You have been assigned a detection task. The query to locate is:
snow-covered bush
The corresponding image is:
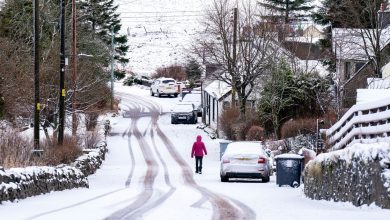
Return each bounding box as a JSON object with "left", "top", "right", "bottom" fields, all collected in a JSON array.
[{"left": 304, "top": 143, "right": 390, "bottom": 208}]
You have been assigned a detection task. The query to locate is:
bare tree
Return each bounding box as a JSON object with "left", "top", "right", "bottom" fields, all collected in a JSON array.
[{"left": 197, "top": 0, "right": 278, "bottom": 116}]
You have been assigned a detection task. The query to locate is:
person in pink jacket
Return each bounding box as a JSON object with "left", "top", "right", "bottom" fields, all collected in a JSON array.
[{"left": 191, "top": 135, "right": 208, "bottom": 174}]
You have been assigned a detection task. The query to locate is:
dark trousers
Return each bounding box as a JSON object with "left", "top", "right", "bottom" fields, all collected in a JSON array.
[{"left": 195, "top": 156, "right": 203, "bottom": 172}]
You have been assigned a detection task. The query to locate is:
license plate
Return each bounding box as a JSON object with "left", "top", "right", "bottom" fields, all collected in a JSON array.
[{"left": 178, "top": 116, "right": 186, "bottom": 119}]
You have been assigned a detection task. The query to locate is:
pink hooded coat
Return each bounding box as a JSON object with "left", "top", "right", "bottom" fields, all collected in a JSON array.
[{"left": 191, "top": 135, "right": 207, "bottom": 157}]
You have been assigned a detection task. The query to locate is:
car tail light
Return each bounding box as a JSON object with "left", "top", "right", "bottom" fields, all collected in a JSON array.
[
  {"left": 258, "top": 157, "right": 266, "bottom": 164},
  {"left": 222, "top": 158, "right": 230, "bottom": 163}
]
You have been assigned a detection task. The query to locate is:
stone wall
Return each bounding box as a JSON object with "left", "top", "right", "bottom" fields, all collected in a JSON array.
[
  {"left": 0, "top": 142, "right": 108, "bottom": 203},
  {"left": 74, "top": 143, "right": 108, "bottom": 176},
  {"left": 304, "top": 143, "right": 390, "bottom": 208}
]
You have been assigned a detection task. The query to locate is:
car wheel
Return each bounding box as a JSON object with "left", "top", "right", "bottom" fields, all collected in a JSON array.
[
  {"left": 262, "top": 175, "right": 270, "bottom": 183},
  {"left": 174, "top": 93, "right": 178, "bottom": 97},
  {"left": 220, "top": 175, "right": 229, "bottom": 182},
  {"left": 150, "top": 89, "right": 154, "bottom": 96},
  {"left": 171, "top": 119, "right": 176, "bottom": 124}
]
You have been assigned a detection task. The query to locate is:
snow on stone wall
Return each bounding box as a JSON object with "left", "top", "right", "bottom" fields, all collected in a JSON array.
[
  {"left": 0, "top": 142, "right": 107, "bottom": 203},
  {"left": 304, "top": 143, "right": 390, "bottom": 208}
]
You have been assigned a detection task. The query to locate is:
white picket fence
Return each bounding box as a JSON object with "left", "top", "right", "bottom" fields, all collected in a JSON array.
[{"left": 326, "top": 97, "right": 390, "bottom": 151}]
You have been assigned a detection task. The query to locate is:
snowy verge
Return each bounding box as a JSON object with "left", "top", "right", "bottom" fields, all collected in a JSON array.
[
  {"left": 304, "top": 143, "right": 390, "bottom": 208},
  {"left": 0, "top": 142, "right": 108, "bottom": 203}
]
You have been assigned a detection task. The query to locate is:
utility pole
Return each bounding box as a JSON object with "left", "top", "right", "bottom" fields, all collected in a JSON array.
[
  {"left": 58, "top": 0, "right": 66, "bottom": 145},
  {"left": 33, "top": 0, "right": 40, "bottom": 150},
  {"left": 231, "top": 7, "right": 238, "bottom": 106},
  {"left": 71, "top": 0, "right": 78, "bottom": 136},
  {"left": 110, "top": 26, "right": 115, "bottom": 110}
]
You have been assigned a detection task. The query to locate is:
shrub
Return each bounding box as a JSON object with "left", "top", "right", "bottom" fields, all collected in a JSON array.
[
  {"left": 152, "top": 65, "right": 186, "bottom": 81},
  {"left": 0, "top": 130, "right": 32, "bottom": 168},
  {"left": 123, "top": 76, "right": 141, "bottom": 86},
  {"left": 40, "top": 135, "right": 82, "bottom": 166},
  {"left": 82, "top": 129, "right": 103, "bottom": 149},
  {"left": 219, "top": 107, "right": 240, "bottom": 140},
  {"left": 246, "top": 126, "right": 264, "bottom": 141},
  {"left": 219, "top": 107, "right": 261, "bottom": 140},
  {"left": 114, "top": 70, "right": 126, "bottom": 80},
  {"left": 280, "top": 118, "right": 317, "bottom": 139},
  {"left": 234, "top": 109, "right": 259, "bottom": 140}
]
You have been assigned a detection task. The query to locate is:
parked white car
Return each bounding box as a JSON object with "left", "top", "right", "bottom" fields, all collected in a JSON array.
[
  {"left": 220, "top": 141, "right": 272, "bottom": 182},
  {"left": 150, "top": 77, "right": 179, "bottom": 97}
]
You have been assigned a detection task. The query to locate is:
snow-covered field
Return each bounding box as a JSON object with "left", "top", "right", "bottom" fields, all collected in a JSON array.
[
  {"left": 117, "top": 0, "right": 208, "bottom": 75},
  {"left": 1, "top": 84, "right": 389, "bottom": 220}
]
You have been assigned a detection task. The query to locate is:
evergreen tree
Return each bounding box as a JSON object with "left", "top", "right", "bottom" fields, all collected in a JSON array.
[
  {"left": 185, "top": 59, "right": 202, "bottom": 82},
  {"left": 258, "top": 61, "right": 330, "bottom": 138},
  {"left": 80, "top": 0, "right": 129, "bottom": 64},
  {"left": 260, "top": 0, "right": 313, "bottom": 23}
]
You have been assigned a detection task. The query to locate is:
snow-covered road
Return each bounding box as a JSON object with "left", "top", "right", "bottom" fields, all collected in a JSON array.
[{"left": 1, "top": 84, "right": 390, "bottom": 220}]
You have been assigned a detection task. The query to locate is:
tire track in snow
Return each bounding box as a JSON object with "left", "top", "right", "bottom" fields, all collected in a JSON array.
[
  {"left": 121, "top": 102, "right": 140, "bottom": 187},
  {"left": 107, "top": 99, "right": 177, "bottom": 219},
  {"left": 122, "top": 128, "right": 177, "bottom": 220},
  {"left": 26, "top": 188, "right": 127, "bottom": 220},
  {"left": 135, "top": 94, "right": 257, "bottom": 220},
  {"left": 118, "top": 97, "right": 177, "bottom": 219}
]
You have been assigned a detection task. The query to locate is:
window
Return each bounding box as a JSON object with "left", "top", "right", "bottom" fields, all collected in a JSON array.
[
  {"left": 223, "top": 101, "right": 230, "bottom": 109},
  {"left": 212, "top": 99, "right": 215, "bottom": 122},
  {"left": 344, "top": 62, "right": 352, "bottom": 79},
  {"left": 355, "top": 62, "right": 365, "bottom": 72}
]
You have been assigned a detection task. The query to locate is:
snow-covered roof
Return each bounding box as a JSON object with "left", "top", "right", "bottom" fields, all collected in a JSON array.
[
  {"left": 332, "top": 27, "right": 390, "bottom": 61},
  {"left": 356, "top": 89, "right": 390, "bottom": 104},
  {"left": 382, "top": 62, "right": 390, "bottom": 78},
  {"left": 204, "top": 80, "right": 231, "bottom": 100},
  {"left": 295, "top": 60, "right": 329, "bottom": 77},
  {"left": 285, "top": 36, "right": 323, "bottom": 44},
  {"left": 367, "top": 77, "right": 390, "bottom": 89}
]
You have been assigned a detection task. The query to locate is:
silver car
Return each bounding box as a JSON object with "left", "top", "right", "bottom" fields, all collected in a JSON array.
[{"left": 220, "top": 141, "right": 271, "bottom": 182}]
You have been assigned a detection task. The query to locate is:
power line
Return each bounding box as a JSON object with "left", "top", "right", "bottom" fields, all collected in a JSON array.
[
  {"left": 120, "top": 14, "right": 204, "bottom": 19},
  {"left": 118, "top": 10, "right": 206, "bottom": 14}
]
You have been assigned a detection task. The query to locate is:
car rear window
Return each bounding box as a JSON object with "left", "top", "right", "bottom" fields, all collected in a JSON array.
[
  {"left": 173, "top": 104, "right": 193, "bottom": 112},
  {"left": 225, "top": 143, "right": 265, "bottom": 155},
  {"left": 162, "top": 80, "right": 175, "bottom": 84}
]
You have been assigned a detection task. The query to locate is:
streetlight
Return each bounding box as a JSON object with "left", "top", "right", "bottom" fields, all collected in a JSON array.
[{"left": 316, "top": 119, "right": 325, "bottom": 154}]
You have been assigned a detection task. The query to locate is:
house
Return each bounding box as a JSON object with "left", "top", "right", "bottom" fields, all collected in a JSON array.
[
  {"left": 202, "top": 79, "right": 259, "bottom": 137},
  {"left": 202, "top": 80, "right": 231, "bottom": 136},
  {"left": 303, "top": 24, "right": 324, "bottom": 39},
  {"left": 333, "top": 26, "right": 390, "bottom": 107}
]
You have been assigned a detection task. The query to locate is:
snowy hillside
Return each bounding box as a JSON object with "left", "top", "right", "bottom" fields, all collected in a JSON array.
[
  {"left": 116, "top": 0, "right": 324, "bottom": 76},
  {"left": 116, "top": 0, "right": 209, "bottom": 75}
]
